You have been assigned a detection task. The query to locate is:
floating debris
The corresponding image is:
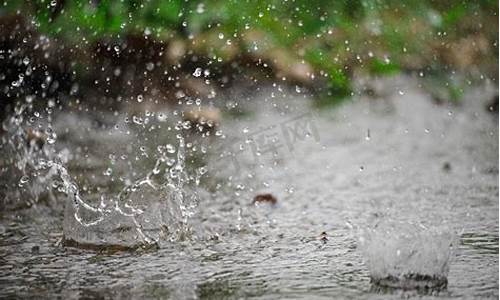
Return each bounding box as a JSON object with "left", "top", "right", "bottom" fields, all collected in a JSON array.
[
  {"left": 253, "top": 193, "right": 278, "bottom": 205},
  {"left": 319, "top": 231, "right": 328, "bottom": 243}
]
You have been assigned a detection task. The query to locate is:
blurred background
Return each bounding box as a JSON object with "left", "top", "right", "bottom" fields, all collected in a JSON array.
[{"left": 0, "top": 0, "right": 498, "bottom": 115}]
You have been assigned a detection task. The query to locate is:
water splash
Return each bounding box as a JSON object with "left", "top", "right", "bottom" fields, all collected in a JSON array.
[
  {"left": 2, "top": 101, "right": 203, "bottom": 249},
  {"left": 358, "top": 219, "right": 457, "bottom": 291}
]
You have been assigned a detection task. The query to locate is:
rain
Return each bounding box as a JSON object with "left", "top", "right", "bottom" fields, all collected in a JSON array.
[{"left": 0, "top": 1, "right": 498, "bottom": 299}]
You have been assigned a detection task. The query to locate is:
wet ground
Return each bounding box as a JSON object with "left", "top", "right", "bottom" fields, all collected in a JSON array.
[{"left": 0, "top": 76, "right": 498, "bottom": 299}]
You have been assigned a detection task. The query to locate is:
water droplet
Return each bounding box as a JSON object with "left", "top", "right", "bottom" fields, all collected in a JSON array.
[
  {"left": 196, "top": 3, "right": 205, "bottom": 13},
  {"left": 132, "top": 115, "right": 143, "bottom": 125},
  {"left": 193, "top": 68, "right": 202, "bottom": 77},
  {"left": 18, "top": 175, "right": 29, "bottom": 187},
  {"left": 47, "top": 134, "right": 56, "bottom": 144},
  {"left": 198, "top": 166, "right": 207, "bottom": 175},
  {"left": 166, "top": 144, "right": 176, "bottom": 154}
]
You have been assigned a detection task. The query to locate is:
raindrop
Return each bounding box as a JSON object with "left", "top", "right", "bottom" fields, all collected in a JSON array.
[
  {"left": 18, "top": 175, "right": 29, "bottom": 187},
  {"left": 193, "top": 68, "right": 202, "bottom": 77},
  {"left": 46, "top": 133, "right": 57, "bottom": 144},
  {"left": 196, "top": 3, "right": 205, "bottom": 13},
  {"left": 132, "top": 116, "right": 143, "bottom": 125},
  {"left": 198, "top": 166, "right": 207, "bottom": 175},
  {"left": 166, "top": 144, "right": 176, "bottom": 153}
]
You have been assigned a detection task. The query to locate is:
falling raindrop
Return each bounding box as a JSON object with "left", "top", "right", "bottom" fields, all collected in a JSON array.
[
  {"left": 18, "top": 175, "right": 29, "bottom": 187},
  {"left": 196, "top": 3, "right": 205, "bottom": 13},
  {"left": 193, "top": 68, "right": 202, "bottom": 77}
]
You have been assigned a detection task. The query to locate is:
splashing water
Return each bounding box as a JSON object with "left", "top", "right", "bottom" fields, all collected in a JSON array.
[
  {"left": 358, "top": 219, "right": 458, "bottom": 291},
  {"left": 1, "top": 101, "right": 203, "bottom": 249}
]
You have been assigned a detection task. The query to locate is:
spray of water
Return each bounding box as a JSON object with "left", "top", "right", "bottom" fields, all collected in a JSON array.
[
  {"left": 358, "top": 219, "right": 458, "bottom": 291},
  {"left": 2, "top": 100, "right": 203, "bottom": 248}
]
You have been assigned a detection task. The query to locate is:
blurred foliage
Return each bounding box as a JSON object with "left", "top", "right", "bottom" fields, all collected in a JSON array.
[{"left": 1, "top": 0, "right": 498, "bottom": 103}]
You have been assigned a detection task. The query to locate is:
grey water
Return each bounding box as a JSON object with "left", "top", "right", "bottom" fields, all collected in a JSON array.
[{"left": 0, "top": 76, "right": 498, "bottom": 299}]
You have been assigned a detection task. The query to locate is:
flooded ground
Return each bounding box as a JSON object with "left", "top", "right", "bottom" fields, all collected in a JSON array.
[{"left": 0, "top": 76, "right": 498, "bottom": 299}]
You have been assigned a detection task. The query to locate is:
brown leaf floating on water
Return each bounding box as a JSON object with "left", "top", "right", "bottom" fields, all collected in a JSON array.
[{"left": 253, "top": 193, "right": 277, "bottom": 205}]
